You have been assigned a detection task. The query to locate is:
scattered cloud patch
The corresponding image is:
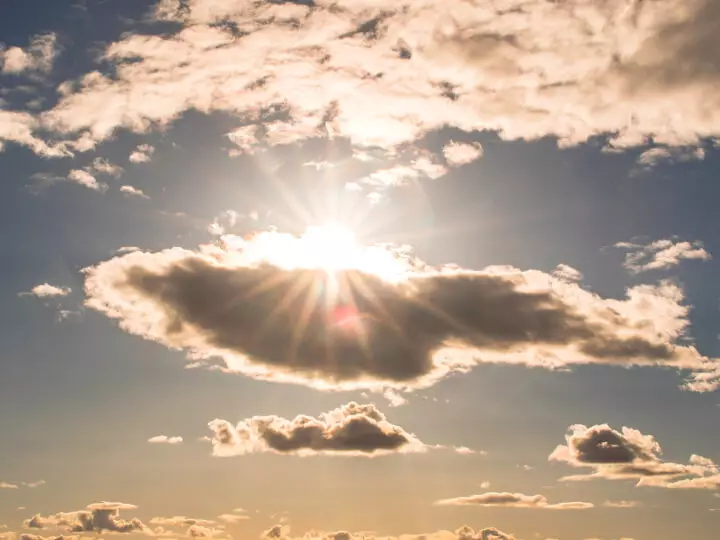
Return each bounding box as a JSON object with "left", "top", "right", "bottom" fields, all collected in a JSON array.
[
  {"left": 435, "top": 492, "right": 594, "bottom": 510},
  {"left": 208, "top": 402, "right": 426, "bottom": 457},
  {"left": 443, "top": 142, "right": 484, "bottom": 167},
  {"left": 19, "top": 284, "right": 71, "bottom": 298},
  {"left": 261, "top": 525, "right": 516, "bottom": 540},
  {"left": 635, "top": 146, "right": 706, "bottom": 170},
  {"left": 614, "top": 238, "right": 711, "bottom": 273},
  {"left": 552, "top": 265, "right": 583, "bottom": 283},
  {"left": 120, "top": 185, "right": 150, "bottom": 199},
  {"left": 0, "top": 33, "right": 57, "bottom": 75},
  {"left": 603, "top": 500, "right": 641, "bottom": 508},
  {"left": 129, "top": 145, "right": 155, "bottom": 164},
  {"left": 549, "top": 424, "right": 720, "bottom": 489},
  {"left": 25, "top": 502, "right": 148, "bottom": 535},
  {"left": 67, "top": 170, "right": 107, "bottom": 192},
  {"left": 148, "top": 435, "right": 183, "bottom": 445}
]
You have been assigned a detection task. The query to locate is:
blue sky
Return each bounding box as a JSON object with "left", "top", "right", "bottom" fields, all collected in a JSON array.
[{"left": 1, "top": 1, "right": 720, "bottom": 540}]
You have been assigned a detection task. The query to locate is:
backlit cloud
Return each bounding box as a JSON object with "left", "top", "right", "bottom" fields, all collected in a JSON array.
[
  {"left": 208, "top": 402, "right": 426, "bottom": 457},
  {"left": 260, "top": 525, "right": 516, "bottom": 540},
  {"left": 148, "top": 435, "right": 183, "bottom": 445},
  {"left": 24, "top": 502, "right": 148, "bottom": 535},
  {"left": 614, "top": 238, "right": 711, "bottom": 274},
  {"left": 120, "top": 185, "right": 150, "bottom": 199},
  {"left": 443, "top": 142, "right": 484, "bottom": 167},
  {"left": 129, "top": 145, "right": 155, "bottom": 164},
  {"left": 20, "top": 284, "right": 71, "bottom": 298},
  {"left": 435, "top": 492, "right": 593, "bottom": 510},
  {"left": 549, "top": 424, "right": 720, "bottom": 489},
  {"left": 83, "top": 228, "right": 720, "bottom": 391},
  {"left": 67, "top": 170, "right": 107, "bottom": 192}
]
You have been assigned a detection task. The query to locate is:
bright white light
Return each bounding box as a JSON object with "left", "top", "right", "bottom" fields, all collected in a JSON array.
[{"left": 302, "top": 224, "right": 358, "bottom": 272}]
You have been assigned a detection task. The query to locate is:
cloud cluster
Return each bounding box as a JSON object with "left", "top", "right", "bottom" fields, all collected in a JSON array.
[
  {"left": 435, "top": 492, "right": 593, "bottom": 510},
  {"left": 0, "top": 33, "right": 57, "bottom": 75},
  {"left": 25, "top": 502, "right": 148, "bottom": 535},
  {"left": 83, "top": 230, "right": 720, "bottom": 391},
  {"left": 261, "top": 525, "right": 516, "bottom": 540},
  {"left": 208, "top": 402, "right": 425, "bottom": 457},
  {"left": 129, "top": 144, "right": 155, "bottom": 164},
  {"left": 549, "top": 424, "right": 720, "bottom": 489},
  {"left": 120, "top": 185, "right": 150, "bottom": 199},
  {"left": 614, "top": 238, "right": 711, "bottom": 273}
]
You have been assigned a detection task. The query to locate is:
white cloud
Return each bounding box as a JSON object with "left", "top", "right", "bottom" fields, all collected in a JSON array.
[
  {"left": 552, "top": 264, "right": 583, "bottom": 283},
  {"left": 27, "top": 0, "right": 720, "bottom": 160},
  {"left": 635, "top": 146, "right": 706, "bottom": 169},
  {"left": 148, "top": 435, "right": 183, "bottom": 445},
  {"left": 128, "top": 144, "right": 155, "bottom": 164},
  {"left": 91, "top": 158, "right": 124, "bottom": 178},
  {"left": 19, "top": 284, "right": 71, "bottom": 298},
  {"left": 67, "top": 169, "right": 107, "bottom": 192},
  {"left": 1, "top": 33, "right": 57, "bottom": 74},
  {"left": 602, "top": 500, "right": 641, "bottom": 508},
  {"left": 435, "top": 492, "right": 593, "bottom": 510},
  {"left": 614, "top": 238, "right": 711, "bottom": 273},
  {"left": 443, "top": 141, "right": 484, "bottom": 167},
  {"left": 0, "top": 483, "right": 18, "bottom": 489},
  {"left": 120, "top": 185, "right": 150, "bottom": 199}
]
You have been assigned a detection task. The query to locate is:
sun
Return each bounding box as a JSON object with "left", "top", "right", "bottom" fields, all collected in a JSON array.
[{"left": 301, "top": 223, "right": 359, "bottom": 273}]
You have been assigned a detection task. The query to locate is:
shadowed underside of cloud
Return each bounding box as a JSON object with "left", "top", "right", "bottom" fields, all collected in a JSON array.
[
  {"left": 1, "top": 0, "right": 719, "bottom": 155},
  {"left": 83, "top": 231, "right": 720, "bottom": 391},
  {"left": 24, "top": 502, "right": 148, "bottom": 535},
  {"left": 549, "top": 424, "right": 720, "bottom": 489},
  {"left": 435, "top": 492, "right": 593, "bottom": 510},
  {"left": 209, "top": 402, "right": 425, "bottom": 457},
  {"left": 262, "top": 524, "right": 515, "bottom": 540}
]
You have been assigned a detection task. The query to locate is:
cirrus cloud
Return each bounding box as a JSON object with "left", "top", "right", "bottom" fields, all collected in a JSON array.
[{"left": 434, "top": 492, "right": 593, "bottom": 510}]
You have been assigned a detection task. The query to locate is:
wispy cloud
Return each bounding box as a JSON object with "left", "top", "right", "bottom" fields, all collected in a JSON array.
[
  {"left": 614, "top": 238, "right": 711, "bottom": 273},
  {"left": 19, "top": 284, "right": 71, "bottom": 298},
  {"left": 435, "top": 492, "right": 593, "bottom": 510}
]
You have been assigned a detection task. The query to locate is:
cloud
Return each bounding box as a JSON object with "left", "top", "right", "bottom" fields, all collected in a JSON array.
[
  {"left": 20, "top": 535, "right": 77, "bottom": 540},
  {"left": 208, "top": 402, "right": 426, "bottom": 457},
  {"left": 207, "top": 211, "right": 241, "bottom": 237},
  {"left": 19, "top": 284, "right": 71, "bottom": 298},
  {"left": 614, "top": 238, "right": 711, "bottom": 273},
  {"left": 552, "top": 265, "right": 582, "bottom": 283},
  {"left": 90, "top": 158, "right": 124, "bottom": 178},
  {"left": 24, "top": 0, "right": 720, "bottom": 159},
  {"left": 635, "top": 146, "right": 706, "bottom": 169},
  {"left": 128, "top": 144, "right": 155, "bottom": 164},
  {"left": 0, "top": 111, "right": 67, "bottom": 157},
  {"left": 148, "top": 435, "right": 183, "bottom": 444},
  {"left": 149, "top": 518, "right": 217, "bottom": 528},
  {"left": 120, "top": 185, "right": 150, "bottom": 199},
  {"left": 0, "top": 483, "right": 18, "bottom": 489},
  {"left": 261, "top": 525, "right": 515, "bottom": 540},
  {"left": 25, "top": 502, "right": 148, "bottom": 535},
  {"left": 443, "top": 142, "right": 483, "bottom": 167},
  {"left": 1, "top": 33, "right": 57, "bottom": 74},
  {"left": 602, "top": 500, "right": 641, "bottom": 508},
  {"left": 216, "top": 515, "right": 249, "bottom": 524},
  {"left": 549, "top": 424, "right": 720, "bottom": 489},
  {"left": 83, "top": 229, "right": 720, "bottom": 391},
  {"left": 67, "top": 170, "right": 108, "bottom": 192},
  {"left": 435, "top": 492, "right": 593, "bottom": 510}
]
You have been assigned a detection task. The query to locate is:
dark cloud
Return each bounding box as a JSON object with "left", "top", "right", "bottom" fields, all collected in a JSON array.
[
  {"left": 83, "top": 241, "right": 714, "bottom": 390},
  {"left": 209, "top": 402, "right": 425, "bottom": 457},
  {"left": 435, "top": 492, "right": 593, "bottom": 510},
  {"left": 549, "top": 424, "right": 720, "bottom": 488},
  {"left": 24, "top": 503, "right": 147, "bottom": 535}
]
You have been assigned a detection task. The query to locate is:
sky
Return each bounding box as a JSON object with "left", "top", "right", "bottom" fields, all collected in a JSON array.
[{"left": 1, "top": 1, "right": 720, "bottom": 540}]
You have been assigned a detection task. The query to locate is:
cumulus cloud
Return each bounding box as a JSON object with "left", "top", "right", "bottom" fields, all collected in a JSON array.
[
  {"left": 67, "top": 169, "right": 107, "bottom": 192},
  {"left": 207, "top": 210, "right": 241, "bottom": 236},
  {"left": 208, "top": 402, "right": 425, "bottom": 457},
  {"left": 0, "top": 111, "right": 67, "bottom": 157},
  {"left": 552, "top": 265, "right": 583, "bottom": 283},
  {"left": 614, "top": 238, "right": 711, "bottom": 273},
  {"left": 20, "top": 535, "right": 77, "bottom": 540},
  {"left": 19, "top": 284, "right": 71, "bottom": 298},
  {"left": 1, "top": 33, "right": 57, "bottom": 74},
  {"left": 90, "top": 158, "right": 124, "bottom": 178},
  {"left": 25, "top": 502, "right": 148, "bottom": 535},
  {"left": 148, "top": 435, "right": 183, "bottom": 444},
  {"left": 549, "top": 424, "right": 720, "bottom": 489},
  {"left": 83, "top": 229, "right": 720, "bottom": 391},
  {"left": 635, "top": 146, "right": 706, "bottom": 170},
  {"left": 120, "top": 185, "right": 150, "bottom": 199},
  {"left": 129, "top": 144, "right": 155, "bottom": 164},
  {"left": 435, "top": 492, "right": 593, "bottom": 510},
  {"left": 443, "top": 142, "right": 483, "bottom": 167}
]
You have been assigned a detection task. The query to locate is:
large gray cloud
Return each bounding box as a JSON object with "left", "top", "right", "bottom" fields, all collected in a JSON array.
[
  {"left": 83, "top": 233, "right": 720, "bottom": 391},
  {"left": 549, "top": 424, "right": 720, "bottom": 489},
  {"left": 209, "top": 402, "right": 425, "bottom": 457}
]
